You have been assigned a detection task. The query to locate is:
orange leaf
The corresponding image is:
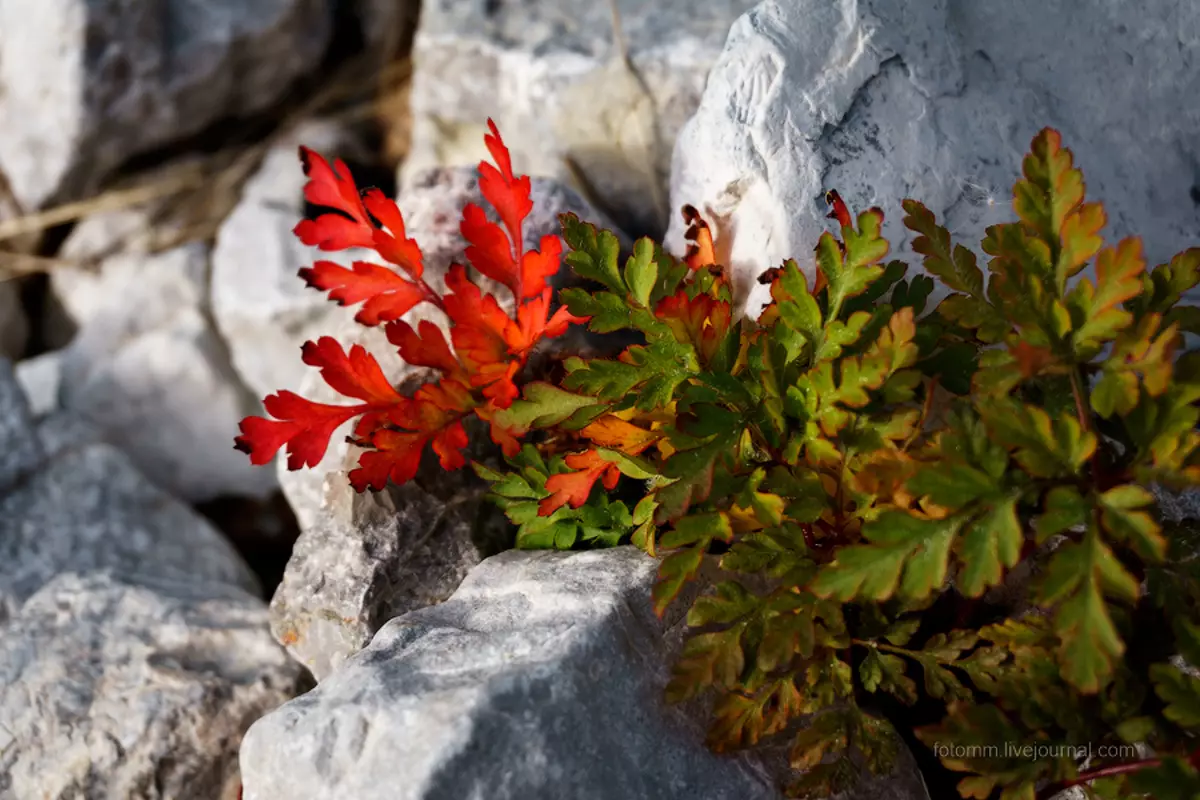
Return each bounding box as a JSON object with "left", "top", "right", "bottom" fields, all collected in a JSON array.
[
  {"left": 681, "top": 204, "right": 717, "bottom": 270},
  {"left": 579, "top": 415, "right": 660, "bottom": 455},
  {"left": 539, "top": 450, "right": 620, "bottom": 515}
]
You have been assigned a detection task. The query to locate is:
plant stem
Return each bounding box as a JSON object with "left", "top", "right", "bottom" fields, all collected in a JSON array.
[{"left": 1035, "top": 757, "right": 1161, "bottom": 800}]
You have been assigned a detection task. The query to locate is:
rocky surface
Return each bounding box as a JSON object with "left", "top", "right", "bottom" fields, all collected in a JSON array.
[
  {"left": 243, "top": 547, "right": 931, "bottom": 800},
  {"left": 403, "top": 0, "right": 759, "bottom": 236},
  {"left": 0, "top": 360, "right": 302, "bottom": 798},
  {"left": 243, "top": 548, "right": 780, "bottom": 800},
  {"left": 0, "top": 571, "right": 303, "bottom": 800},
  {"left": 0, "top": 0, "right": 332, "bottom": 209},
  {"left": 666, "top": 0, "right": 1200, "bottom": 321},
  {"left": 48, "top": 207, "right": 276, "bottom": 503},
  {"left": 266, "top": 165, "right": 625, "bottom": 680}
]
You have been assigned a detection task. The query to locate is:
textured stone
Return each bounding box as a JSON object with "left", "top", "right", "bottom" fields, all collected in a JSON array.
[
  {"left": 403, "top": 0, "right": 759, "bottom": 236},
  {"left": 14, "top": 350, "right": 62, "bottom": 417},
  {"left": 666, "top": 0, "right": 1200, "bottom": 322},
  {"left": 242, "top": 548, "right": 782, "bottom": 800},
  {"left": 0, "top": 570, "right": 304, "bottom": 800},
  {"left": 0, "top": 0, "right": 332, "bottom": 209},
  {"left": 0, "top": 438, "right": 259, "bottom": 622},
  {"left": 0, "top": 357, "right": 43, "bottom": 492},
  {"left": 52, "top": 213, "right": 275, "bottom": 502}
]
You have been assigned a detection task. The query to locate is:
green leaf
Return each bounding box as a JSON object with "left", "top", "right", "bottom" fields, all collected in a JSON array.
[
  {"left": 816, "top": 208, "right": 888, "bottom": 321},
  {"left": 665, "top": 627, "right": 745, "bottom": 701},
  {"left": 661, "top": 511, "right": 733, "bottom": 550},
  {"left": 654, "top": 428, "right": 739, "bottom": 522},
  {"left": 1151, "top": 662, "right": 1200, "bottom": 728},
  {"left": 1035, "top": 486, "right": 1088, "bottom": 541},
  {"left": 494, "top": 382, "right": 603, "bottom": 435},
  {"left": 1038, "top": 526, "right": 1138, "bottom": 693},
  {"left": 623, "top": 237, "right": 659, "bottom": 308},
  {"left": 1098, "top": 484, "right": 1166, "bottom": 561},
  {"left": 1067, "top": 237, "right": 1144, "bottom": 355},
  {"left": 1127, "top": 756, "right": 1200, "bottom": 800},
  {"left": 977, "top": 397, "right": 1096, "bottom": 478},
  {"left": 809, "top": 512, "right": 960, "bottom": 602},
  {"left": 689, "top": 580, "right": 759, "bottom": 626},
  {"left": 859, "top": 649, "right": 918, "bottom": 704},
  {"left": 957, "top": 495, "right": 1023, "bottom": 597},
  {"left": 902, "top": 199, "right": 984, "bottom": 296},
  {"left": 560, "top": 287, "right": 635, "bottom": 333},
  {"left": 653, "top": 547, "right": 705, "bottom": 616},
  {"left": 559, "top": 212, "right": 625, "bottom": 293}
]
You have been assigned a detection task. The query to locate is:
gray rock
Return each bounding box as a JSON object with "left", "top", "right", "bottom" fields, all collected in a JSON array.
[
  {"left": 666, "top": 0, "right": 1200, "bottom": 322},
  {"left": 13, "top": 350, "right": 62, "bottom": 418},
  {"left": 0, "top": 438, "right": 260, "bottom": 622},
  {"left": 0, "top": 570, "right": 305, "bottom": 800},
  {"left": 50, "top": 211, "right": 275, "bottom": 502},
  {"left": 0, "top": 357, "right": 43, "bottom": 492},
  {"left": 0, "top": 0, "right": 332, "bottom": 209},
  {"left": 266, "top": 165, "right": 626, "bottom": 679},
  {"left": 403, "top": 0, "right": 759, "bottom": 236},
  {"left": 241, "top": 547, "right": 783, "bottom": 800}
]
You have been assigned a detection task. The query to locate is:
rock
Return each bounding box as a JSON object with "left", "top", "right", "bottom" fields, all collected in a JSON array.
[
  {"left": 402, "top": 0, "right": 759, "bottom": 237},
  {"left": 0, "top": 357, "right": 43, "bottom": 492},
  {"left": 50, "top": 209, "right": 276, "bottom": 503},
  {"left": 0, "top": 570, "right": 305, "bottom": 800},
  {"left": 53, "top": 209, "right": 274, "bottom": 503},
  {"left": 0, "top": 434, "right": 260, "bottom": 622},
  {"left": 14, "top": 350, "right": 62, "bottom": 417},
  {"left": 0, "top": 0, "right": 332, "bottom": 209},
  {"left": 666, "top": 0, "right": 1200, "bottom": 322},
  {"left": 265, "top": 165, "right": 627, "bottom": 679},
  {"left": 242, "top": 548, "right": 780, "bottom": 800},
  {"left": 0, "top": 279, "right": 27, "bottom": 359},
  {"left": 245, "top": 547, "right": 931, "bottom": 799}
]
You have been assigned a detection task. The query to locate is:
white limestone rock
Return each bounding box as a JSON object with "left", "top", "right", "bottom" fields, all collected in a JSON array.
[
  {"left": 667, "top": 0, "right": 1200, "bottom": 322},
  {"left": 403, "top": 0, "right": 760, "bottom": 236},
  {"left": 0, "top": 0, "right": 332, "bottom": 209}
]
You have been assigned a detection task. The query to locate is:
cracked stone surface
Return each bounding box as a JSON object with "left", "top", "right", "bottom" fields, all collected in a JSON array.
[
  {"left": 403, "top": 0, "right": 759, "bottom": 236},
  {"left": 47, "top": 208, "right": 276, "bottom": 503},
  {"left": 667, "top": 0, "right": 1200, "bottom": 321},
  {"left": 0, "top": 0, "right": 332, "bottom": 209},
  {"left": 242, "top": 548, "right": 932, "bottom": 800},
  {"left": 243, "top": 548, "right": 782, "bottom": 800},
  {"left": 0, "top": 571, "right": 304, "bottom": 800},
  {"left": 268, "top": 166, "right": 627, "bottom": 681}
]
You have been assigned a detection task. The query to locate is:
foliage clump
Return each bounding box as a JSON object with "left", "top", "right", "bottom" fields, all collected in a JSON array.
[{"left": 238, "top": 125, "right": 1200, "bottom": 799}]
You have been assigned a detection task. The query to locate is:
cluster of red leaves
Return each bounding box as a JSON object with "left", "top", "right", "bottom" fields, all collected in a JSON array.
[{"left": 234, "top": 121, "right": 588, "bottom": 491}]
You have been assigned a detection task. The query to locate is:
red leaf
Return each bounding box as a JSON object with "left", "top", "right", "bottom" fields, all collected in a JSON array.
[
  {"left": 298, "top": 260, "right": 429, "bottom": 326},
  {"left": 519, "top": 234, "right": 563, "bottom": 299},
  {"left": 443, "top": 263, "right": 517, "bottom": 373},
  {"left": 234, "top": 337, "right": 407, "bottom": 471},
  {"left": 293, "top": 147, "right": 374, "bottom": 251},
  {"left": 350, "top": 379, "right": 476, "bottom": 491},
  {"left": 385, "top": 319, "right": 463, "bottom": 378},
  {"left": 461, "top": 203, "right": 519, "bottom": 296},
  {"left": 825, "top": 189, "right": 851, "bottom": 227},
  {"left": 362, "top": 188, "right": 424, "bottom": 279},
  {"left": 480, "top": 118, "right": 532, "bottom": 259},
  {"left": 539, "top": 450, "right": 620, "bottom": 515},
  {"left": 655, "top": 289, "right": 730, "bottom": 361},
  {"left": 235, "top": 391, "right": 373, "bottom": 470}
]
